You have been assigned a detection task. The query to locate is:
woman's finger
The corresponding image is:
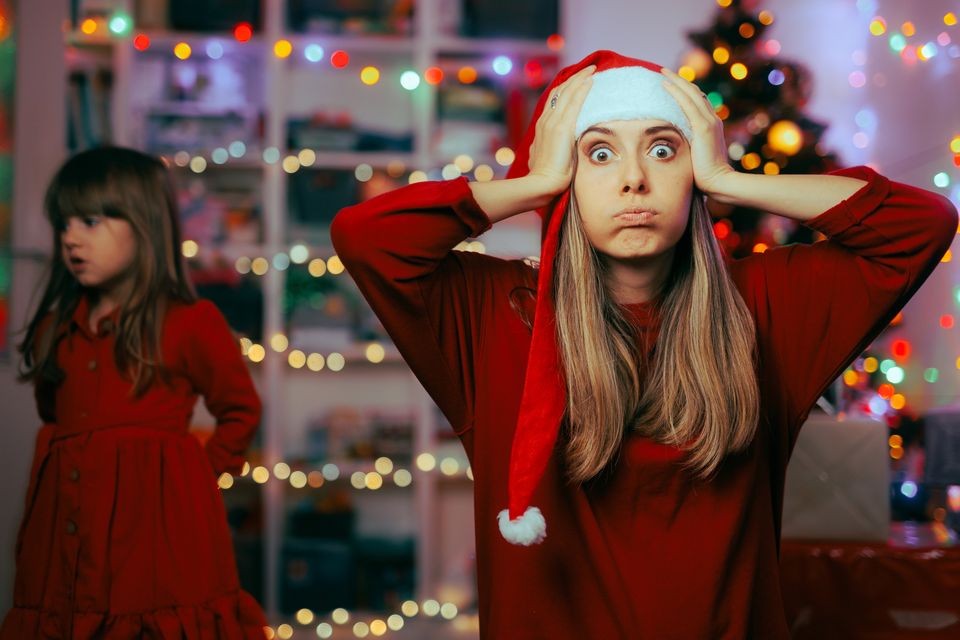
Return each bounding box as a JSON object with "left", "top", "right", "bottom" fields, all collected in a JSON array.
[{"left": 660, "top": 68, "right": 715, "bottom": 123}]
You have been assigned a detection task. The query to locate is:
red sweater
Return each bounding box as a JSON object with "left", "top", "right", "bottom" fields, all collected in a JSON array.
[{"left": 331, "top": 166, "right": 957, "bottom": 639}]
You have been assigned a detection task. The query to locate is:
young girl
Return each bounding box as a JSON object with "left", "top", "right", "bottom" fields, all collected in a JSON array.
[
  {"left": 1, "top": 147, "right": 267, "bottom": 638},
  {"left": 331, "top": 50, "right": 958, "bottom": 638}
]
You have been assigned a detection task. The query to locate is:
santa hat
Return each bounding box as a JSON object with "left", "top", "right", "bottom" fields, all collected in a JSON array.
[{"left": 497, "top": 51, "right": 693, "bottom": 546}]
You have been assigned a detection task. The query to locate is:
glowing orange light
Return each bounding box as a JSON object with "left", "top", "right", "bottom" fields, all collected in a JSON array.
[
  {"left": 458, "top": 66, "right": 478, "bottom": 84},
  {"left": 753, "top": 243, "right": 768, "bottom": 253},
  {"left": 878, "top": 383, "right": 895, "bottom": 399},
  {"left": 547, "top": 34, "right": 565, "bottom": 51},
  {"left": 133, "top": 34, "right": 150, "bottom": 51},
  {"left": 424, "top": 67, "right": 444, "bottom": 84}
]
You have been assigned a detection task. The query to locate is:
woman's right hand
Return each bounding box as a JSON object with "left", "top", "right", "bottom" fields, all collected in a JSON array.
[
  {"left": 526, "top": 65, "right": 596, "bottom": 197},
  {"left": 467, "top": 65, "right": 595, "bottom": 223}
]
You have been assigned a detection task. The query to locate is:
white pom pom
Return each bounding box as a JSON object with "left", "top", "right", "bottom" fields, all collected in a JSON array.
[{"left": 497, "top": 506, "right": 546, "bottom": 546}]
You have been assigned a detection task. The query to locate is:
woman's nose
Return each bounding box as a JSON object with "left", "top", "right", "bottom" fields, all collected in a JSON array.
[{"left": 620, "top": 162, "right": 647, "bottom": 194}]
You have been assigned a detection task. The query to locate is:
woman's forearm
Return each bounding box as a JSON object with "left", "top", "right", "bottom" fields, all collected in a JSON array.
[
  {"left": 468, "top": 175, "right": 561, "bottom": 223},
  {"left": 706, "top": 170, "right": 868, "bottom": 222}
]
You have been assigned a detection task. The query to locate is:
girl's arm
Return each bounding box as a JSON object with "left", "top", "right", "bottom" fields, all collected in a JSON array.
[{"left": 184, "top": 300, "right": 263, "bottom": 475}]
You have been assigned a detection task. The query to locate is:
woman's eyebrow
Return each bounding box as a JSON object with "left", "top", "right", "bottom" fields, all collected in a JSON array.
[{"left": 644, "top": 125, "right": 682, "bottom": 137}]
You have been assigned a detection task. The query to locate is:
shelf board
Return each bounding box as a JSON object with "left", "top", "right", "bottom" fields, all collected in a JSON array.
[{"left": 435, "top": 36, "right": 555, "bottom": 57}]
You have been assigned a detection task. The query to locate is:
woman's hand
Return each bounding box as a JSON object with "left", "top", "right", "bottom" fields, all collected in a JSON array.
[
  {"left": 660, "top": 67, "right": 735, "bottom": 198},
  {"left": 527, "top": 65, "right": 596, "bottom": 197}
]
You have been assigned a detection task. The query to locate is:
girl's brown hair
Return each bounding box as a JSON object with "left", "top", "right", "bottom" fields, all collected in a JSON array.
[
  {"left": 554, "top": 179, "right": 760, "bottom": 483},
  {"left": 19, "top": 146, "right": 196, "bottom": 396}
]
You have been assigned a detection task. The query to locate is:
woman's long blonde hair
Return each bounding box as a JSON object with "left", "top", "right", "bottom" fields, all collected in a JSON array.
[{"left": 553, "top": 178, "right": 760, "bottom": 483}]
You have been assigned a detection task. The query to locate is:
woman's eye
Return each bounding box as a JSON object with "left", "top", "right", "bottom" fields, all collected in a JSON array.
[
  {"left": 589, "top": 147, "right": 614, "bottom": 163},
  {"left": 82, "top": 215, "right": 101, "bottom": 227},
  {"left": 650, "top": 143, "right": 676, "bottom": 160}
]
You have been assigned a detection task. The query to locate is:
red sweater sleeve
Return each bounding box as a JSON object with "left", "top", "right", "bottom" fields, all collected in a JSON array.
[
  {"left": 183, "top": 300, "right": 263, "bottom": 475},
  {"left": 739, "top": 166, "right": 958, "bottom": 442},
  {"left": 330, "top": 177, "right": 501, "bottom": 433}
]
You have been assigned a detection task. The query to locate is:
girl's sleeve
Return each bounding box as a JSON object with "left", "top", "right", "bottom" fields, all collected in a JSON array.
[
  {"left": 184, "top": 300, "right": 263, "bottom": 475},
  {"left": 330, "top": 176, "right": 498, "bottom": 434},
  {"left": 746, "top": 166, "right": 958, "bottom": 443}
]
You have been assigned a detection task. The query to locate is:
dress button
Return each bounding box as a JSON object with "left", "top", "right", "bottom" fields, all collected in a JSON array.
[
  {"left": 65, "top": 520, "right": 77, "bottom": 534},
  {"left": 69, "top": 468, "right": 80, "bottom": 482},
  {"left": 87, "top": 360, "right": 97, "bottom": 370}
]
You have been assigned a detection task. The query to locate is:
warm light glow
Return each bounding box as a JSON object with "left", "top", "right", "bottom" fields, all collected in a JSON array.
[
  {"left": 547, "top": 34, "right": 565, "bottom": 50},
  {"left": 252, "top": 466, "right": 269, "bottom": 483},
  {"left": 217, "top": 473, "right": 234, "bottom": 489},
  {"left": 678, "top": 66, "right": 696, "bottom": 81},
  {"left": 308, "top": 258, "right": 326, "bottom": 277},
  {"left": 288, "top": 350, "right": 306, "bottom": 368},
  {"left": 730, "top": 63, "right": 748, "bottom": 80},
  {"left": 890, "top": 394, "right": 906, "bottom": 410},
  {"left": 270, "top": 333, "right": 289, "bottom": 352},
  {"left": 182, "top": 240, "right": 199, "bottom": 258},
  {"left": 741, "top": 153, "right": 761, "bottom": 171},
  {"left": 758, "top": 11, "right": 774, "bottom": 25},
  {"left": 274, "top": 39, "right": 293, "bottom": 58},
  {"left": 365, "top": 343, "right": 386, "bottom": 363},
  {"left": 327, "top": 255, "right": 345, "bottom": 274},
  {"left": 361, "top": 66, "right": 381, "bottom": 85},
  {"left": 417, "top": 453, "right": 437, "bottom": 472},
  {"left": 869, "top": 18, "right": 887, "bottom": 36},
  {"left": 902, "top": 22, "right": 916, "bottom": 37},
  {"left": 306, "top": 353, "right": 325, "bottom": 371},
  {"left": 458, "top": 66, "right": 478, "bottom": 84},
  {"left": 81, "top": 19, "right": 98, "bottom": 35},
  {"left": 752, "top": 243, "right": 769, "bottom": 253},
  {"left": 739, "top": 23, "right": 755, "bottom": 39},
  {"left": 713, "top": 47, "right": 730, "bottom": 64},
  {"left": 495, "top": 147, "right": 515, "bottom": 166},
  {"left": 174, "top": 43, "right": 192, "bottom": 60},
  {"left": 768, "top": 120, "right": 803, "bottom": 156},
  {"left": 248, "top": 344, "right": 266, "bottom": 363}
]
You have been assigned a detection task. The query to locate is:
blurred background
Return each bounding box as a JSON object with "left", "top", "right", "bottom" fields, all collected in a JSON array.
[{"left": 0, "top": 0, "right": 959, "bottom": 638}]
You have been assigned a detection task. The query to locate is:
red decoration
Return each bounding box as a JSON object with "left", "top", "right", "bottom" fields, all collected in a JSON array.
[
  {"left": 234, "top": 22, "right": 253, "bottom": 43},
  {"left": 331, "top": 50, "right": 349, "bottom": 68}
]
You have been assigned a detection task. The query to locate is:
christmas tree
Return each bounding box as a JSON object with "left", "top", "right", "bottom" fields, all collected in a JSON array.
[{"left": 680, "top": 0, "right": 841, "bottom": 259}]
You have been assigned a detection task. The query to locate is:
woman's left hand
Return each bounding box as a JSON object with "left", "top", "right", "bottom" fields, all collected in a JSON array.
[{"left": 660, "top": 67, "right": 735, "bottom": 197}]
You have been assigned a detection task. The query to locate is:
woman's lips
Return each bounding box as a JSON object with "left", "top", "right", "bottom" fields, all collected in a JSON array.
[{"left": 615, "top": 210, "right": 655, "bottom": 226}]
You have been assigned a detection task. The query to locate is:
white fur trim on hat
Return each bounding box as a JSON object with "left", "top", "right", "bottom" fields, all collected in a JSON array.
[
  {"left": 497, "top": 506, "right": 546, "bottom": 546},
  {"left": 574, "top": 66, "right": 693, "bottom": 141}
]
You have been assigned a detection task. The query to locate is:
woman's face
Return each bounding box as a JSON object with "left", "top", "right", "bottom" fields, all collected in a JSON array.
[{"left": 573, "top": 119, "right": 694, "bottom": 264}]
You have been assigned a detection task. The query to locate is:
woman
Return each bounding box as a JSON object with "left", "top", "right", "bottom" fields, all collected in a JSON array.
[{"left": 331, "top": 50, "right": 956, "bottom": 639}]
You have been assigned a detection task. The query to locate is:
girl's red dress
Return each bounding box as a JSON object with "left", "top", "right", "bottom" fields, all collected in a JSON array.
[{"left": 1, "top": 297, "right": 267, "bottom": 639}]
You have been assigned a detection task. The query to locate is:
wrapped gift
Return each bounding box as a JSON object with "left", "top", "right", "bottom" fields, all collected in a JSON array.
[{"left": 782, "top": 413, "right": 890, "bottom": 541}]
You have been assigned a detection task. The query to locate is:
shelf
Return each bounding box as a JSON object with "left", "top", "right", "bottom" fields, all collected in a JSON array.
[{"left": 435, "top": 36, "right": 555, "bottom": 57}]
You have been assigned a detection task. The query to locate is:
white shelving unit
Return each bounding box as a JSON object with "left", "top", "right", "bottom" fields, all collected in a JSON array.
[{"left": 69, "top": 0, "right": 557, "bottom": 622}]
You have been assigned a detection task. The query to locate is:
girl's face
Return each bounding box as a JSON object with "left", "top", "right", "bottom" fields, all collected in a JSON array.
[
  {"left": 573, "top": 119, "right": 694, "bottom": 264},
  {"left": 60, "top": 214, "right": 137, "bottom": 295}
]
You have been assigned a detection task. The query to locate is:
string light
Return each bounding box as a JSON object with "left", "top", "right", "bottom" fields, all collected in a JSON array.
[
  {"left": 234, "top": 22, "right": 253, "bottom": 42},
  {"left": 331, "top": 50, "right": 349, "bottom": 68}
]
